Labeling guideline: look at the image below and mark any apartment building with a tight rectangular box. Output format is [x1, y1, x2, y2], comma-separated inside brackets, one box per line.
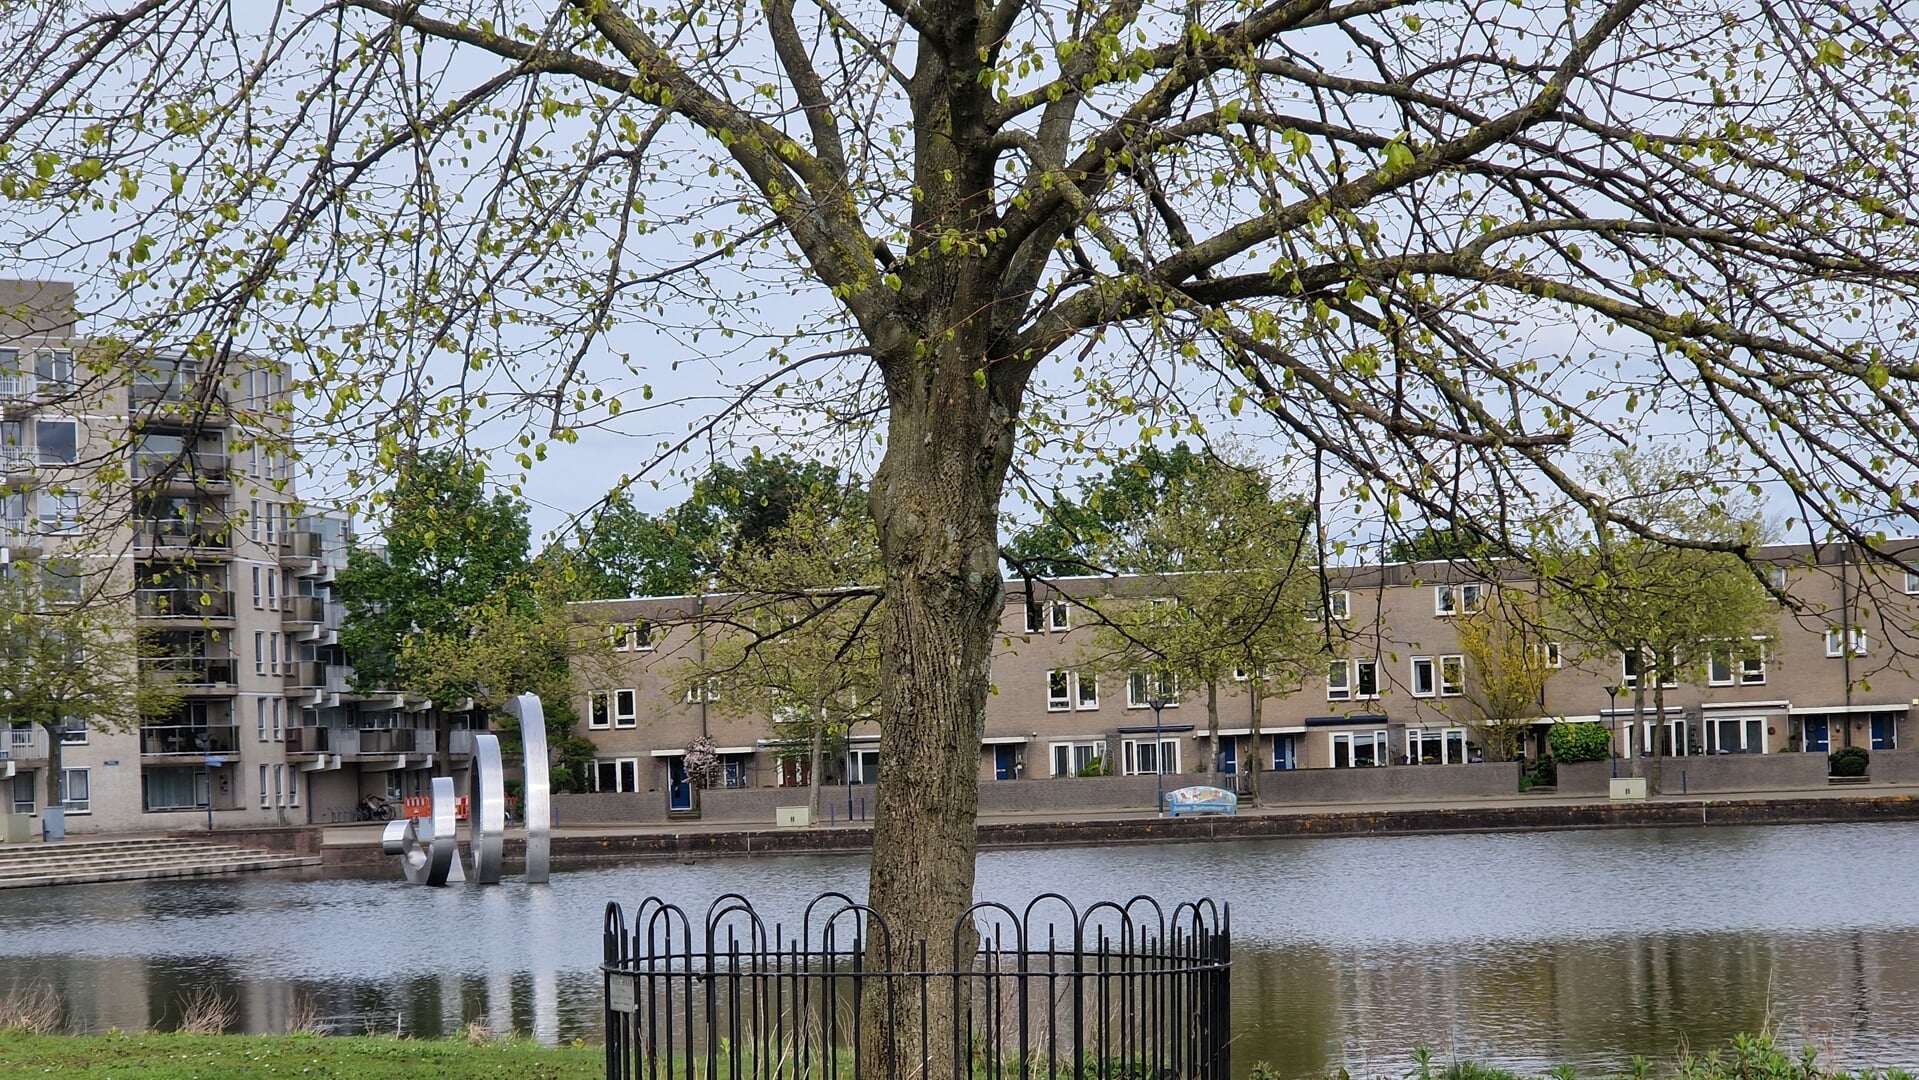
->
[568, 543, 1919, 810]
[0, 280, 469, 834]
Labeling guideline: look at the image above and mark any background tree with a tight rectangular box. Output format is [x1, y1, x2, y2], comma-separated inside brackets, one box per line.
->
[11, 3, 1919, 1050]
[678, 490, 881, 822]
[0, 564, 179, 811]
[1005, 445, 1209, 576]
[336, 450, 534, 692]
[1452, 590, 1557, 763]
[1080, 452, 1320, 799]
[1545, 451, 1779, 773]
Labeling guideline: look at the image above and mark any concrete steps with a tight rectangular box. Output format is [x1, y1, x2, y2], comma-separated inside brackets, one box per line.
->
[0, 836, 320, 890]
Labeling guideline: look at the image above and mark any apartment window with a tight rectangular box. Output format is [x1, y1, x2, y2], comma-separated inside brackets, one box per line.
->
[266, 571, 277, 610]
[272, 698, 282, 741]
[587, 690, 611, 730]
[1047, 670, 1071, 711]
[39, 493, 80, 533]
[1126, 670, 1178, 708]
[35, 419, 75, 465]
[1023, 597, 1071, 633]
[59, 768, 89, 813]
[1621, 649, 1676, 688]
[250, 499, 261, 542]
[1121, 737, 1180, 777]
[1310, 590, 1351, 621]
[288, 765, 299, 807]
[1076, 672, 1099, 710]
[614, 688, 638, 728]
[1327, 660, 1352, 701]
[1330, 730, 1388, 768]
[1434, 583, 1484, 616]
[33, 348, 73, 388]
[264, 504, 277, 544]
[257, 697, 267, 741]
[1407, 728, 1469, 765]
[1439, 655, 1465, 697]
[1537, 642, 1564, 669]
[685, 679, 719, 705]
[1411, 657, 1436, 698]
[1906, 570, 1919, 595]
[1708, 640, 1768, 686]
[269, 632, 281, 674]
[251, 566, 262, 608]
[259, 764, 270, 808]
[1826, 627, 1868, 658]
[254, 631, 265, 675]
[1770, 566, 1790, 591]
[611, 622, 655, 651]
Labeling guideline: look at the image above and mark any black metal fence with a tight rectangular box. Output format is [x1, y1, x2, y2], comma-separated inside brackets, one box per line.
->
[603, 893, 1230, 1080]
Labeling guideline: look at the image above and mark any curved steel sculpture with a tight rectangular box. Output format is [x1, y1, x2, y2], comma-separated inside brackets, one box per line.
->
[383, 691, 554, 888]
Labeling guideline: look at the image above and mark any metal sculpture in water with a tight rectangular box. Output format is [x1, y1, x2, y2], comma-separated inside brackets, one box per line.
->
[383, 692, 552, 887]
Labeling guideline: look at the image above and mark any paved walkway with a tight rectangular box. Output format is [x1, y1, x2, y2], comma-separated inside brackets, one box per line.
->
[312, 781, 1919, 849]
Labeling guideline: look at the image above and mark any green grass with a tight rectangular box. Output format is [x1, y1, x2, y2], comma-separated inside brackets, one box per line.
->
[0, 1031, 603, 1079]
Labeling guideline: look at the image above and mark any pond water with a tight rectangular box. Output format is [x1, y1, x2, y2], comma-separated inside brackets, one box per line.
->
[4, 822, 1919, 1077]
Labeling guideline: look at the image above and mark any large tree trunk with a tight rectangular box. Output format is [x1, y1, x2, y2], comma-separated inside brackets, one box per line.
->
[862, 335, 1019, 1077]
[1203, 679, 1219, 781]
[1247, 683, 1263, 805]
[42, 720, 62, 812]
[807, 721, 824, 825]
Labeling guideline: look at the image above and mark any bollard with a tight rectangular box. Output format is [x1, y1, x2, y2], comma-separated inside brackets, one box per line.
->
[1682, 770, 1688, 795]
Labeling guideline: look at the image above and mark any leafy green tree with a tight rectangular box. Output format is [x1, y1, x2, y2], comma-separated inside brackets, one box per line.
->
[1005, 444, 1209, 576]
[0, 564, 180, 810]
[1387, 525, 1507, 565]
[1544, 451, 1778, 772]
[13, 5, 1919, 1053]
[1452, 590, 1557, 762]
[336, 450, 534, 691]
[678, 492, 882, 820]
[1080, 456, 1319, 800]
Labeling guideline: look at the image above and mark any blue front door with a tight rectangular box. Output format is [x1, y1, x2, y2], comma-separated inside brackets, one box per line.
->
[668, 758, 692, 811]
[1272, 734, 1297, 770]
[993, 744, 1018, 780]
[1803, 717, 1830, 753]
[1218, 738, 1237, 775]
[1871, 714, 1898, 750]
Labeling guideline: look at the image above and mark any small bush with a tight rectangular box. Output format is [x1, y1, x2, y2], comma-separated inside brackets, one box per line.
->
[1830, 745, 1870, 777]
[1076, 756, 1109, 778]
[1548, 721, 1612, 763]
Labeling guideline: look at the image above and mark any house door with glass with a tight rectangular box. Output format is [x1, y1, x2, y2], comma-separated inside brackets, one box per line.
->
[667, 757, 692, 811]
[1217, 738, 1237, 775]
[993, 744, 1019, 780]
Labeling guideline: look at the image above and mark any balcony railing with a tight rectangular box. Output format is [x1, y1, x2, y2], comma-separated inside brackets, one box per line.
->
[139, 724, 240, 757]
[285, 726, 329, 753]
[134, 517, 231, 551]
[135, 588, 234, 619]
[284, 660, 324, 688]
[281, 530, 323, 558]
[282, 595, 324, 624]
[142, 656, 237, 686]
[335, 727, 432, 757]
[132, 377, 227, 407]
[447, 729, 478, 756]
[1, 446, 30, 473]
[1, 516, 30, 542]
[130, 450, 230, 484]
[3, 727, 48, 760]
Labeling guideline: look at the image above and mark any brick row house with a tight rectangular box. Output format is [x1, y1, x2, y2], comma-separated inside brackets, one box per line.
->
[568, 544, 1919, 812]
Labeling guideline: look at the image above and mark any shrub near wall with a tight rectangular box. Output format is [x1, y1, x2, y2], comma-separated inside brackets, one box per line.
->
[1549, 722, 1612, 763]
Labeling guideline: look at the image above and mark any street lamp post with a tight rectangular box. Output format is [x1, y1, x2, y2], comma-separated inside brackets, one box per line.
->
[1604, 684, 1620, 779]
[1147, 695, 1167, 814]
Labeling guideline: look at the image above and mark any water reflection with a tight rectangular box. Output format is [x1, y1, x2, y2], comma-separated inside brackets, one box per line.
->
[5, 823, 1919, 1076]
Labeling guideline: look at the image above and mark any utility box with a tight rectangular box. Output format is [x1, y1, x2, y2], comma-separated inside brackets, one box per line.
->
[40, 807, 65, 841]
[1610, 777, 1649, 800]
[776, 806, 811, 828]
[0, 814, 32, 843]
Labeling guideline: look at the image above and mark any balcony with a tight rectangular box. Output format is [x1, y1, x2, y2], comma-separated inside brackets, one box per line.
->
[0, 516, 37, 557]
[285, 726, 329, 754]
[327, 727, 434, 759]
[447, 729, 479, 757]
[130, 450, 231, 489]
[280, 529, 323, 560]
[139, 724, 240, 758]
[142, 656, 238, 692]
[135, 588, 235, 621]
[284, 660, 325, 689]
[1, 446, 32, 483]
[131, 378, 230, 429]
[133, 517, 232, 557]
[282, 595, 324, 625]
[3, 726, 48, 763]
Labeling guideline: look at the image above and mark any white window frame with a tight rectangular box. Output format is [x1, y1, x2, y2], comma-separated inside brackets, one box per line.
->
[251, 565, 262, 609]
[1046, 670, 1071, 711]
[1048, 598, 1070, 631]
[1126, 670, 1178, 708]
[1905, 569, 1919, 595]
[1075, 672, 1099, 710]
[1826, 627, 1868, 658]
[1434, 583, 1483, 616]
[1622, 649, 1677, 688]
[685, 679, 719, 705]
[1439, 654, 1465, 697]
[271, 698, 282, 741]
[1410, 657, 1435, 698]
[257, 697, 268, 741]
[1049, 739, 1107, 778]
[1326, 660, 1352, 702]
[259, 764, 270, 808]
[587, 690, 612, 730]
[614, 688, 638, 728]
[1407, 727, 1470, 765]
[1326, 590, 1351, 620]
[58, 718, 88, 746]
[253, 630, 265, 675]
[593, 758, 641, 793]
[1330, 730, 1389, 769]
[1538, 642, 1563, 669]
[268, 632, 281, 674]
[1121, 737, 1180, 776]
[1353, 658, 1380, 700]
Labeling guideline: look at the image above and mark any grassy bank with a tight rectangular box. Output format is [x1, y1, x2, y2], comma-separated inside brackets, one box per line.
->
[0, 1031, 602, 1079]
